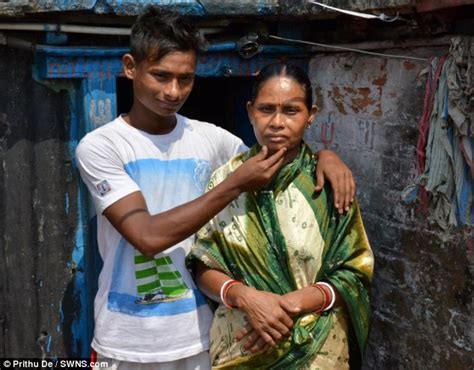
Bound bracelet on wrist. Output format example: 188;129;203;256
316;282;336;311
311;284;327;313
220;279;240;309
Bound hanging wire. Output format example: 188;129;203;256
308;0;405;22
268;34;429;62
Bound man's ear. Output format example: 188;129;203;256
122;54;137;80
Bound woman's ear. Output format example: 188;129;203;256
122;54;137;80
308;105;318;124
246;101;254;125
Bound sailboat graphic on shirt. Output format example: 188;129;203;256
134;252;189;304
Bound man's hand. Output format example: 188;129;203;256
228;146;286;193
102;146;286;257
315;149;356;214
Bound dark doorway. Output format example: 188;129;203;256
116;76;256;146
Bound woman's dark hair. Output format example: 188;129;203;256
250;63;313;110
130;6;207;64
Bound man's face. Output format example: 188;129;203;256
125;50;197;117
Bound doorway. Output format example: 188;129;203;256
116;76;256;146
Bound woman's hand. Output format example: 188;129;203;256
314;149;356;214
227;284;300;350
235;287;327;352
235;323;274;353
282;287;325;314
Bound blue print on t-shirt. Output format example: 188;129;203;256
106;158;212;317
124;158;212;213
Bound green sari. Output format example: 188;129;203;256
188;144;373;369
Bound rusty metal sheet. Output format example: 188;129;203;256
1;0;472;16
199;0;278;15
105;0;205;16
0;0;97;16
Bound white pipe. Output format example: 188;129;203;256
59;24;131;35
0;23;224;36
0;23;130;35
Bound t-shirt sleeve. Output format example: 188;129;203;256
214;127;248;166
75;135;140;214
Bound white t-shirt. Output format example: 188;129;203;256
75;114;246;363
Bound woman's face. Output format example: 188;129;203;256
247;75;316;160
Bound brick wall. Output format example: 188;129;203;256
306;50;472;369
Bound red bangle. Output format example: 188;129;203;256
311;284;327;313
220;279;240;309
320;284;332;308
311;282;334;312
317;282;336;311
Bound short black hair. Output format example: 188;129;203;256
130;5;207;64
250;63;313;110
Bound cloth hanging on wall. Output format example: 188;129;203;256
402;36;473;230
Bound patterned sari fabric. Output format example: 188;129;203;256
188;144;374;369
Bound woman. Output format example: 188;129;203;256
187;63;374;369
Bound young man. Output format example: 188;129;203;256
76;6;355;369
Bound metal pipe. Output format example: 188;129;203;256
206;42;237;52
3;34;33;51
35;44;128;57
0;23;130;35
0;23;224;36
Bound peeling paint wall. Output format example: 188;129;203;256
306;49;473;369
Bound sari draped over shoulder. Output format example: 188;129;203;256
187;144;374;369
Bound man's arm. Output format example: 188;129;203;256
103;146;286;257
314;149;356;214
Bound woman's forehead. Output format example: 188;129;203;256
256;76;306;99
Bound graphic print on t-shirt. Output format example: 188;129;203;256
107;157;211;317
134;252;189;304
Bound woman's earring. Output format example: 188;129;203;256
306;123;311;129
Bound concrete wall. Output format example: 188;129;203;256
0;47;81;358
306;49;472;369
